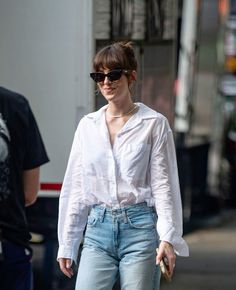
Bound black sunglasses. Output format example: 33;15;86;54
90;69;129;83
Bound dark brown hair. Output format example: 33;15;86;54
93;41;137;72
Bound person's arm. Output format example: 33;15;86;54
150;118;189;275
57;120;89;269
23;167;40;206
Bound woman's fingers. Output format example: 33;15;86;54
58;258;74;278
156;247;164;265
156;241;176;277
166;252;176;276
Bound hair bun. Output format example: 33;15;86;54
119;41;133;49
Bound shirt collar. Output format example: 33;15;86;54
85;102;158;137
86;102;158;123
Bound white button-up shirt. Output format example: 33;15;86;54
57;103;189;262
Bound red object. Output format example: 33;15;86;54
40;183;62;191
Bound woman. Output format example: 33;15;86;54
57;41;189;290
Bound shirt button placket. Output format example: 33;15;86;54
109;146;118;207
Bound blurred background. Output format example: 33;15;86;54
0;0;236;289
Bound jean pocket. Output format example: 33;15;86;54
87;214;99;227
127;212;156;229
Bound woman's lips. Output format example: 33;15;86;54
103;87;115;93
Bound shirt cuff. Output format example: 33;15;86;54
158;226;189;256
57;241;82;264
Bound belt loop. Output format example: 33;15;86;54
122;208;128;224
99;207;106;223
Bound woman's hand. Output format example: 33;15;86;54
156;241;176;277
58;258;74;278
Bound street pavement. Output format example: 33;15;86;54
160;209;236;290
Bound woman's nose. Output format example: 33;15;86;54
103;76;111;84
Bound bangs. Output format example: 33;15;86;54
93;45;129;72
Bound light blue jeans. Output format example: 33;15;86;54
76;202;161;290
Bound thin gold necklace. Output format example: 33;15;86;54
106;104;138;118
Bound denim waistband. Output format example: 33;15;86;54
91;202;155;216
90;203;156;225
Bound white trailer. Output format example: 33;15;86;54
0;0;94;198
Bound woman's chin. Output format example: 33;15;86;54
104;93;116;102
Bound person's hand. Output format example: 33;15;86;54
156;241;176;277
58;258;74;278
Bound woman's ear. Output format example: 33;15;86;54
128;70;137;84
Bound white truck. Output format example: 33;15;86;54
0;0;94;202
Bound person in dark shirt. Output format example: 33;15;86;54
0;87;49;290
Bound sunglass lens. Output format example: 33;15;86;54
107;70;122;81
90;73;105;83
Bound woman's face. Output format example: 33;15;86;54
97;68;134;103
